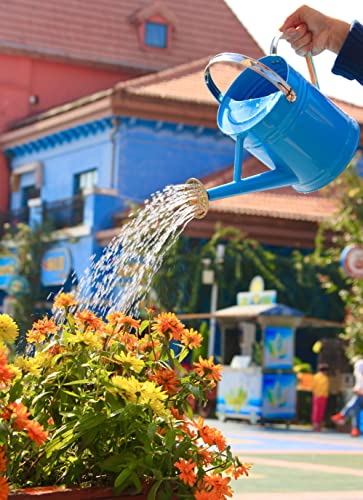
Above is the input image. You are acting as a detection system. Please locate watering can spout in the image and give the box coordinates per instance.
[207,169,298,202]
[185,168,297,219]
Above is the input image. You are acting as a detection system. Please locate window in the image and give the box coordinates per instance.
[74,169,98,195]
[21,185,40,207]
[145,21,168,48]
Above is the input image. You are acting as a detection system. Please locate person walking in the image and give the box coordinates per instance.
[311,363,329,432]
[331,359,363,437]
[280,5,363,85]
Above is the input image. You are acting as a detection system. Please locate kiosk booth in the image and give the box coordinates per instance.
[213,276,339,425]
[215,301,303,425]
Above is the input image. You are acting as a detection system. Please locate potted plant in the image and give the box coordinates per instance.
[0,293,250,499]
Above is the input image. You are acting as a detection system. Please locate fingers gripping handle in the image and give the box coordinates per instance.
[270,32,320,89]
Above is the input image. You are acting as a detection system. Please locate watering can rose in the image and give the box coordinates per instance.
[0,294,251,499]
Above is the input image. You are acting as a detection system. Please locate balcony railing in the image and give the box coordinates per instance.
[0,207,30,236]
[43,196,84,230]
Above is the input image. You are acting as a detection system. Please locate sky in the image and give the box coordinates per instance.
[225,0,363,106]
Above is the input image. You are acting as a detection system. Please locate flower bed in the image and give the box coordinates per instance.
[0,294,250,499]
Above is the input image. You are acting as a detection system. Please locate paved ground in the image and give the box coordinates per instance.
[206,419,363,500]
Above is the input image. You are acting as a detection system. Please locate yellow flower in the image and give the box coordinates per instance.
[139,380,169,417]
[14,356,42,378]
[33,351,53,368]
[67,331,103,350]
[114,352,145,374]
[110,375,139,402]
[0,314,18,344]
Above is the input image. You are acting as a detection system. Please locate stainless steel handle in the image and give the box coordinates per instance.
[270,32,320,89]
[205,52,297,103]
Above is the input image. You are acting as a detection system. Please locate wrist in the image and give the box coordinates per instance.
[327,19,350,53]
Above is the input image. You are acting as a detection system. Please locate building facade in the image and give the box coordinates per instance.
[0,54,362,313]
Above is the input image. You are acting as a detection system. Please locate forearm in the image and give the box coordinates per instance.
[332,21,363,85]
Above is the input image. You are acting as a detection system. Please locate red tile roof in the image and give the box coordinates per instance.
[119,56,363,123]
[201,160,339,222]
[0,0,263,71]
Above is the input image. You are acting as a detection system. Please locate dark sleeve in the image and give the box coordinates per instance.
[332,20,363,85]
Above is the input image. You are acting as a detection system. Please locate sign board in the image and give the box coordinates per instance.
[0,255,19,290]
[216,367,262,421]
[7,275,29,297]
[41,247,72,286]
[263,325,294,370]
[340,245,363,279]
[237,276,277,305]
[262,372,296,420]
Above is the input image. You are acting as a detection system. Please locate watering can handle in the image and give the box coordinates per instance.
[204,52,297,104]
[270,32,320,89]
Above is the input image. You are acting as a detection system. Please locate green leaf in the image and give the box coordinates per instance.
[76,412,107,432]
[147,480,162,500]
[147,422,158,441]
[114,467,133,493]
[164,429,176,451]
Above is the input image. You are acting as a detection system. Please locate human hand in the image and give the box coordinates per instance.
[279,4,350,56]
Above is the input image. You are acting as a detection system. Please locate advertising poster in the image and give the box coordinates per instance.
[216,367,262,421]
[0,255,18,290]
[41,247,72,286]
[263,325,294,369]
[262,372,296,419]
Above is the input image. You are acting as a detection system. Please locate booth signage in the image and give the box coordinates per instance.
[41,247,72,286]
[7,275,29,297]
[262,373,296,419]
[237,275,277,305]
[0,255,19,290]
[340,245,363,279]
[216,367,262,421]
[263,326,294,370]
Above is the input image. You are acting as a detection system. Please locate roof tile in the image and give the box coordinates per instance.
[0,0,263,71]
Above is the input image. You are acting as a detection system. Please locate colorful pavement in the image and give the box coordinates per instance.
[207,419,363,500]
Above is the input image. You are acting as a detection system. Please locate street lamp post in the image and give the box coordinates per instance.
[202,244,225,359]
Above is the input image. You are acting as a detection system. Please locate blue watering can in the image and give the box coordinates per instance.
[187,37,360,218]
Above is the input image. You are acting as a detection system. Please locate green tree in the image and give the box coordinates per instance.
[0,222,52,351]
[306,165,363,360]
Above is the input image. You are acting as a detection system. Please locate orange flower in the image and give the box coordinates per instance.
[75,310,104,330]
[228,463,252,479]
[0,475,9,500]
[174,458,197,487]
[1,402,30,431]
[152,312,184,341]
[196,447,213,465]
[53,292,76,309]
[171,406,184,421]
[194,491,210,500]
[27,317,58,344]
[180,328,203,349]
[0,447,6,472]
[0,349,14,385]
[203,473,233,498]
[25,420,49,446]
[193,417,226,451]
[149,367,179,395]
[193,356,222,385]
[107,312,140,331]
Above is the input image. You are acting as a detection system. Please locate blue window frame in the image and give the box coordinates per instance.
[145,21,167,48]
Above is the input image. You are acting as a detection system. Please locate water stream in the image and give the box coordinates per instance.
[67,182,205,317]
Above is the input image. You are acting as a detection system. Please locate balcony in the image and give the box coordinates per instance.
[43,196,84,230]
[0,206,30,236]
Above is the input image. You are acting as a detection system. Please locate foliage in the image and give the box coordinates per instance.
[0,222,52,351]
[0,295,250,499]
[152,224,346,323]
[303,165,363,360]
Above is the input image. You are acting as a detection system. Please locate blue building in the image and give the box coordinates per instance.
[0,57,361,303]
